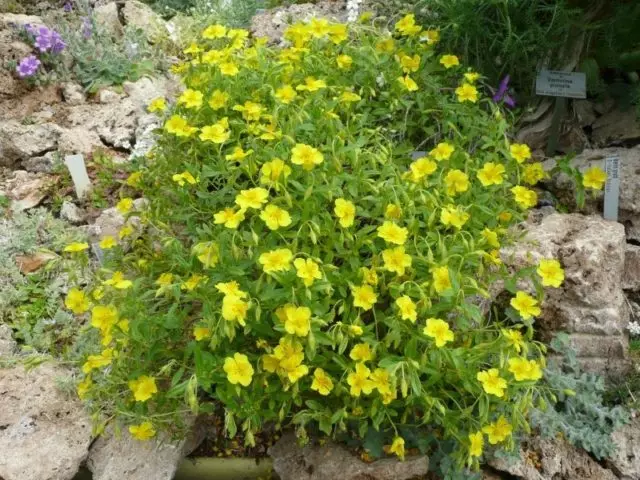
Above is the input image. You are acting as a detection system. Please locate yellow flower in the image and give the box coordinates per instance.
[274,84,297,104]
[347,363,374,397]
[502,328,525,353]
[183,42,203,55]
[296,76,327,92]
[375,37,395,53]
[388,436,405,460]
[477,162,505,186]
[224,353,254,386]
[65,288,90,315]
[64,242,89,253]
[511,185,538,209]
[349,324,364,336]
[360,267,378,286]
[99,236,116,249]
[477,368,507,397]
[510,291,541,319]
[260,204,292,230]
[125,171,142,187]
[395,295,417,322]
[294,258,322,287]
[310,368,333,395]
[104,271,132,289]
[291,143,324,170]
[350,342,373,362]
[523,162,547,185]
[129,422,156,441]
[178,89,204,109]
[352,284,377,310]
[334,198,356,227]
[430,142,455,161]
[509,143,531,163]
[222,295,250,326]
[284,305,312,337]
[232,101,263,122]
[192,241,219,268]
[385,204,402,220]
[193,326,210,341]
[260,158,292,185]
[259,248,293,273]
[77,376,92,400]
[182,274,205,291]
[382,246,412,276]
[409,157,437,181]
[215,281,247,298]
[279,353,309,383]
[339,91,361,103]
[424,318,454,347]
[456,83,478,103]
[199,120,230,144]
[395,13,422,36]
[336,54,353,69]
[399,53,420,73]
[225,146,253,162]
[147,97,166,113]
[284,23,312,48]
[214,207,245,229]
[508,357,543,381]
[370,368,391,395]
[91,305,118,332]
[440,204,469,229]
[432,266,452,294]
[397,75,418,92]
[202,24,227,39]
[469,431,483,458]
[464,72,480,83]
[537,258,564,287]
[116,197,133,214]
[444,169,469,195]
[482,416,513,444]
[377,221,408,245]
[219,62,239,76]
[440,54,460,69]
[172,171,198,186]
[235,187,269,210]
[164,116,198,137]
[583,166,607,190]
[155,273,173,289]
[82,348,114,374]
[308,17,330,37]
[421,29,440,45]
[128,375,158,402]
[209,90,229,110]
[481,228,500,248]
[328,23,348,43]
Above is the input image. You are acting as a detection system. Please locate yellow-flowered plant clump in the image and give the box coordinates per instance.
[67,16,583,468]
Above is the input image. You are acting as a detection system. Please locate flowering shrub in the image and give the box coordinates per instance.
[14,24,67,80]
[65,15,601,468]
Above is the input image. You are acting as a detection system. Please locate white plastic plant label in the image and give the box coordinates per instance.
[64,154,91,199]
[604,156,620,222]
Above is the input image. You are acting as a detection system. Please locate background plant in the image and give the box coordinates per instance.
[68,17,591,469]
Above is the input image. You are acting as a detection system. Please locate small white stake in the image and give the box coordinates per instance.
[604,155,620,222]
[64,154,92,200]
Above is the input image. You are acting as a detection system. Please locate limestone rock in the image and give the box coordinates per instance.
[573,99,597,127]
[624,244,640,291]
[592,109,640,147]
[58,127,104,156]
[87,207,125,239]
[23,151,57,173]
[129,113,159,159]
[67,100,137,151]
[0,120,61,167]
[490,437,618,480]
[60,201,85,225]
[123,76,177,110]
[62,82,86,106]
[251,2,347,44]
[94,2,123,37]
[122,0,167,41]
[609,417,640,480]
[0,13,45,29]
[269,433,429,480]
[0,323,16,356]
[87,428,188,480]
[0,363,92,480]
[503,213,629,375]
[4,170,50,211]
[98,88,122,104]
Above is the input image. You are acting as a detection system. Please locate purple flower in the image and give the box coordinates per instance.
[35,26,52,52]
[82,17,92,39]
[492,75,516,108]
[51,31,67,53]
[24,23,37,36]
[16,55,41,78]
[63,1,73,12]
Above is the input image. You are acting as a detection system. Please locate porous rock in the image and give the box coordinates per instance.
[94,2,123,37]
[0,120,61,167]
[0,323,16,356]
[60,200,84,225]
[489,436,618,480]
[269,433,429,480]
[0,363,92,480]
[62,82,86,106]
[122,0,167,41]
[608,417,640,480]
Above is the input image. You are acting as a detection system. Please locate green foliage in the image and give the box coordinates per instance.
[530,333,630,459]
[0,208,88,356]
